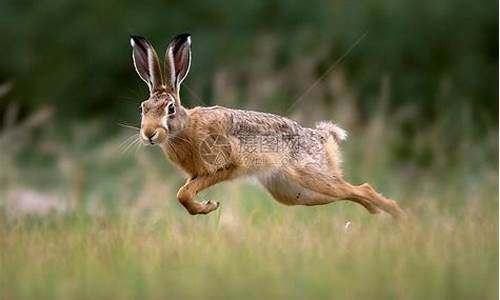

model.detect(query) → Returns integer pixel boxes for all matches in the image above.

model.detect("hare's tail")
[315,121,348,142]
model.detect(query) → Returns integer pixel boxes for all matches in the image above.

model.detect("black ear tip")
[174,33,192,44]
[130,35,148,47]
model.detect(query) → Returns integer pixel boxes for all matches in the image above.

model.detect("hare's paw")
[199,200,220,214]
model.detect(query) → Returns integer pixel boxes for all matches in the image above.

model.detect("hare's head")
[130,34,192,145]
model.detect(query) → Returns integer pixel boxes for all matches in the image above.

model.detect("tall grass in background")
[0,67,497,299]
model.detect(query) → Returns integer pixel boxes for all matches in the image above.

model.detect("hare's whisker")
[123,136,141,153]
[117,122,140,131]
[119,134,139,150]
[133,139,143,155]
[171,135,192,146]
[164,140,175,154]
[130,139,142,154]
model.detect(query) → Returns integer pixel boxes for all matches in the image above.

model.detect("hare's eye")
[167,103,176,115]
[139,105,143,114]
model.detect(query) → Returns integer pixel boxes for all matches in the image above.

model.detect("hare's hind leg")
[258,172,380,214]
[341,182,406,220]
[176,167,234,215]
[259,172,333,206]
[288,168,405,220]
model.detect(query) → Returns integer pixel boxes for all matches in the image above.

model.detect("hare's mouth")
[141,128,166,145]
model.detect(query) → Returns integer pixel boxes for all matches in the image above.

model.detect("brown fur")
[130,34,406,220]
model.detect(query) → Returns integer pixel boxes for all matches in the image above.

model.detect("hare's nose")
[142,128,158,143]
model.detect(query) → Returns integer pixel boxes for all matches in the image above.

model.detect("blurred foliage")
[0,0,497,128]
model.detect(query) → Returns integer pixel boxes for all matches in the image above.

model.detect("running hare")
[130,33,406,220]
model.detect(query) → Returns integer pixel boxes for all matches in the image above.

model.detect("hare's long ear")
[130,35,163,95]
[164,33,192,97]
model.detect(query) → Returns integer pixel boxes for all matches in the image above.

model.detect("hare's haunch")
[130,34,406,220]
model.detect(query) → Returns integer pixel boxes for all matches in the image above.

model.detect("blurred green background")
[1,0,497,126]
[0,0,498,299]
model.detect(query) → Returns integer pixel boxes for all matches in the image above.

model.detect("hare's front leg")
[176,168,233,215]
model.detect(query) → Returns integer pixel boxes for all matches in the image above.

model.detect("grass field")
[0,112,498,299]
